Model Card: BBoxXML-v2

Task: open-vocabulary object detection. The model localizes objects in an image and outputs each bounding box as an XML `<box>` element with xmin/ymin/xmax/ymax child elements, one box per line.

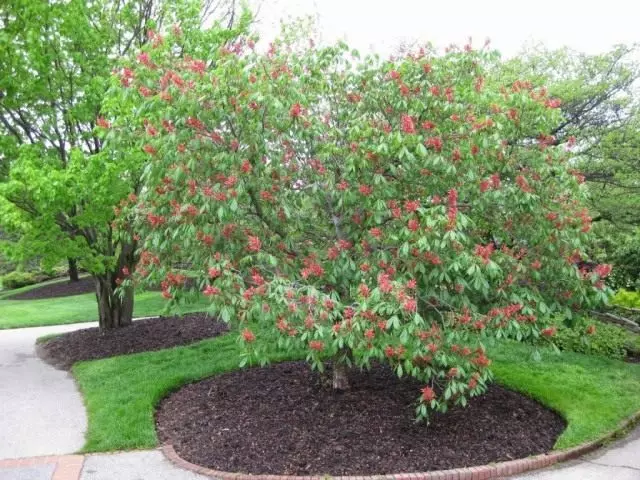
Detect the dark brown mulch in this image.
<box><xmin>156</xmin><ymin>362</ymin><xmax>565</xmax><ymax>476</ymax></box>
<box><xmin>38</xmin><ymin>313</ymin><xmax>228</xmax><ymax>370</ymax></box>
<box><xmin>7</xmin><ymin>276</ymin><xmax>95</xmax><ymax>300</ymax></box>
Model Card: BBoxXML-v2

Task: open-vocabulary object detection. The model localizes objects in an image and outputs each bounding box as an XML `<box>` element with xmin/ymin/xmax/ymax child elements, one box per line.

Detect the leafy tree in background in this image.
<box><xmin>501</xmin><ymin>45</ymin><xmax>640</xmax><ymax>288</ymax></box>
<box><xmin>117</xmin><ymin>33</ymin><xmax>609</xmax><ymax>418</ymax></box>
<box><xmin>0</xmin><ymin>0</ymin><xmax>243</xmax><ymax>327</ymax></box>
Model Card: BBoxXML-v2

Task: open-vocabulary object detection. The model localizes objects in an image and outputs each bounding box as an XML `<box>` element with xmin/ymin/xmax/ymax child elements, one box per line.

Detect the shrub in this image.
<box><xmin>547</xmin><ymin>318</ymin><xmax>628</xmax><ymax>360</ymax></box>
<box><xmin>108</xmin><ymin>29</ymin><xmax>610</xmax><ymax>420</ymax></box>
<box><xmin>612</xmin><ymin>289</ymin><xmax>640</xmax><ymax>309</ymax></box>
<box><xmin>0</xmin><ymin>271</ymin><xmax>41</xmax><ymax>290</ymax></box>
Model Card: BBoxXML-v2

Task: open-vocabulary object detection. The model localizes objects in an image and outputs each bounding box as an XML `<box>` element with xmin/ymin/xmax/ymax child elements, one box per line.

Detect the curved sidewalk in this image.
<box><xmin>0</xmin><ymin>323</ymin><xmax>90</xmax><ymax>460</ymax></box>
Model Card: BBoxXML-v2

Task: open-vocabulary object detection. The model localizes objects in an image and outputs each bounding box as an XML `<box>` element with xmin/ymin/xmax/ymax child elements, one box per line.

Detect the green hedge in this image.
<box><xmin>0</xmin><ymin>271</ymin><xmax>46</xmax><ymax>290</ymax></box>
<box><xmin>549</xmin><ymin>318</ymin><xmax>629</xmax><ymax>360</ymax></box>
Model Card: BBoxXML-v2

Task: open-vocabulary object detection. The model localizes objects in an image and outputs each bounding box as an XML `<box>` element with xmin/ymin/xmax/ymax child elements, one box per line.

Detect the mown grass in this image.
<box><xmin>0</xmin><ymin>289</ymin><xmax>209</xmax><ymax>329</ymax></box>
<box><xmin>72</xmin><ymin>331</ymin><xmax>640</xmax><ymax>453</ymax></box>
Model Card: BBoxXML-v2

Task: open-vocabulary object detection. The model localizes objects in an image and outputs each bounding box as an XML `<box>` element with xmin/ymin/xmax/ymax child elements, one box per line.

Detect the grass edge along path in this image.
<box><xmin>72</xmin><ymin>334</ymin><xmax>640</xmax><ymax>454</ymax></box>
<box><xmin>0</xmin><ymin>290</ymin><xmax>209</xmax><ymax>329</ymax></box>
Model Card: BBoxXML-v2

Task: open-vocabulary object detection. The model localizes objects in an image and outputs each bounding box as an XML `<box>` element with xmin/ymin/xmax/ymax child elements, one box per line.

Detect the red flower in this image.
<box><xmin>448</xmin><ymin>367</ymin><xmax>459</xmax><ymax>378</ymax></box>
<box><xmin>403</xmin><ymin>298</ymin><xmax>417</xmax><ymax>312</ymax></box>
<box><xmin>143</xmin><ymin>144</ymin><xmax>157</xmax><ymax>154</ymax></box>
<box><xmin>531</xmin><ymin>259</ymin><xmax>542</xmax><ymax>270</ymax></box>
<box><xmin>208</xmin><ymin>267</ymin><xmax>221</xmax><ymax>279</ymax></box>
<box><xmin>96</xmin><ymin>117</ymin><xmax>111</xmax><ymax>129</ymax></box>
<box><xmin>421</xmin><ymin>120</ymin><xmax>436</xmax><ymax>130</ymax></box>
<box><xmin>203</xmin><ymin>285</ymin><xmax>220</xmax><ymax>296</ymax></box>
<box><xmin>474</xmin><ymin>243</ymin><xmax>495</xmax><ymax>265</ymax></box>
<box><xmin>309</xmin><ymin>340</ymin><xmax>324</xmax><ymax>351</ymax></box>
<box><xmin>545</xmin><ymin>98</ymin><xmax>562</xmax><ymax>108</ymax></box>
<box><xmin>247</xmin><ymin>236</ymin><xmax>261</xmax><ymax>252</ymax></box>
<box><xmin>446</xmin><ymin>189</ymin><xmax>458</xmax><ymax>231</ymax></box>
<box><xmin>541</xmin><ymin>327</ymin><xmax>557</xmax><ymax>337</ymax></box>
<box><xmin>369</xmin><ymin>227</ymin><xmax>383</xmax><ymax>239</ymax></box>
<box><xmin>290</xmin><ymin>103</ymin><xmax>302</xmax><ymax>118</ymax></box>
<box><xmin>426</xmin><ymin>136</ymin><xmax>443</xmax><ymax>152</ymax></box>
<box><xmin>407</xmin><ymin>219</ymin><xmax>419</xmax><ymax>231</ymax></box>
<box><xmin>358</xmin><ymin>284</ymin><xmax>370</xmax><ymax>298</ymax></box>
<box><xmin>242</xmin><ymin>329</ymin><xmax>256</xmax><ymax>342</ymax></box>
<box><xmin>421</xmin><ymin>386</ymin><xmax>436</xmax><ymax>402</ymax></box>
<box><xmin>137</xmin><ymin>51</ymin><xmax>153</xmax><ymax>66</ymax></box>
<box><xmin>594</xmin><ymin>264</ymin><xmax>612</xmax><ymax>278</ymax></box>
<box><xmin>364</xmin><ymin>328</ymin><xmax>375</xmax><ymax>340</ymax></box>
<box><xmin>586</xmin><ymin>324</ymin><xmax>596</xmax><ymax>335</ymax></box>
<box><xmin>490</xmin><ymin>174</ymin><xmax>501</xmax><ymax>189</ymax></box>
<box><xmin>516</xmin><ymin>175</ymin><xmax>533</xmax><ymax>193</ymax></box>
<box><xmin>406</xmin><ymin>279</ymin><xmax>417</xmax><ymax>289</ymax></box>
<box><xmin>358</xmin><ymin>184</ymin><xmax>373</xmax><ymax>196</ymax></box>
<box><xmin>404</xmin><ymin>200</ymin><xmax>420</xmax><ymax>213</ymax></box>
<box><xmin>401</xmin><ymin>114</ymin><xmax>416</xmax><ymax>134</ymax></box>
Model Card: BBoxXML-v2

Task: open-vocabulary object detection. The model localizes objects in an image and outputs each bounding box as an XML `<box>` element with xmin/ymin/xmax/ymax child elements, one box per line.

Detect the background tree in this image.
<box><xmin>116</xmin><ymin>32</ymin><xmax>608</xmax><ymax>417</ymax></box>
<box><xmin>0</xmin><ymin>0</ymin><xmax>244</xmax><ymax>327</ymax></box>
<box><xmin>500</xmin><ymin>45</ymin><xmax>640</xmax><ymax>289</ymax></box>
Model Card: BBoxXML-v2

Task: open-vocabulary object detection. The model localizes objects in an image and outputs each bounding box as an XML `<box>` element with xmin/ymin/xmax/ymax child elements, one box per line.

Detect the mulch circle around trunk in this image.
<box><xmin>7</xmin><ymin>276</ymin><xmax>95</xmax><ymax>300</ymax></box>
<box><xmin>38</xmin><ymin>313</ymin><xmax>228</xmax><ymax>370</ymax></box>
<box><xmin>156</xmin><ymin>361</ymin><xmax>566</xmax><ymax>476</ymax></box>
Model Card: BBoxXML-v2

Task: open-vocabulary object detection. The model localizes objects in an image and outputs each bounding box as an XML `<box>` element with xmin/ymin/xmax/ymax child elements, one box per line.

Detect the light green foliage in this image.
<box><xmin>0</xmin><ymin>271</ymin><xmax>44</xmax><ymax>290</ymax></box>
<box><xmin>0</xmin><ymin>0</ymin><xmax>245</xmax><ymax>327</ymax></box>
<box><xmin>612</xmin><ymin>289</ymin><xmax>640</xmax><ymax>309</ymax></box>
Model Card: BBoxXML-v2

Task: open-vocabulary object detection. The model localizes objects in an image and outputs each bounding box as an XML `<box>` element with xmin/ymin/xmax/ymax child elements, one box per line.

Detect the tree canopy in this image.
<box><xmin>113</xmin><ymin>32</ymin><xmax>610</xmax><ymax>418</ymax></box>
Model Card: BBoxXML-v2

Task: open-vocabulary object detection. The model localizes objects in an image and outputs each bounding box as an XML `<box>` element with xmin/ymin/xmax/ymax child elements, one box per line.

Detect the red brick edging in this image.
<box><xmin>162</xmin><ymin>410</ymin><xmax>640</xmax><ymax>480</ymax></box>
<box><xmin>0</xmin><ymin>454</ymin><xmax>84</xmax><ymax>480</ymax></box>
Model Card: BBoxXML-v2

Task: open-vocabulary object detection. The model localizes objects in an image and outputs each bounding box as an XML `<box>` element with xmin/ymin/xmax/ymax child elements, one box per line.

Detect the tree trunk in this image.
<box><xmin>95</xmin><ymin>276</ymin><xmax>134</xmax><ymax>330</ymax></box>
<box><xmin>332</xmin><ymin>362</ymin><xmax>350</xmax><ymax>390</ymax></box>
<box><xmin>68</xmin><ymin>258</ymin><xmax>79</xmax><ymax>282</ymax></box>
<box><xmin>94</xmin><ymin>240</ymin><xmax>137</xmax><ymax>330</ymax></box>
<box><xmin>331</xmin><ymin>347</ymin><xmax>353</xmax><ymax>390</ymax></box>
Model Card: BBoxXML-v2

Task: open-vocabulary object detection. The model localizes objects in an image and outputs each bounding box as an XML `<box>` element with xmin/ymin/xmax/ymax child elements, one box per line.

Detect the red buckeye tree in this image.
<box><xmin>110</xmin><ymin>29</ymin><xmax>610</xmax><ymax>419</ymax></box>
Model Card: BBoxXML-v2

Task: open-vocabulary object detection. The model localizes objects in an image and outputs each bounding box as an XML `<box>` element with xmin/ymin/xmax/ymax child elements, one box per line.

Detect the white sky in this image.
<box><xmin>252</xmin><ymin>0</ymin><xmax>639</xmax><ymax>57</ymax></box>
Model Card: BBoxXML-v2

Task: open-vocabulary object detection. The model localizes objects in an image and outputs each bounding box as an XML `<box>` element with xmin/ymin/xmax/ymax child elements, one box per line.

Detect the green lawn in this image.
<box><xmin>0</xmin><ymin>288</ymin><xmax>210</xmax><ymax>329</ymax></box>
<box><xmin>72</xmin><ymin>332</ymin><xmax>640</xmax><ymax>453</ymax></box>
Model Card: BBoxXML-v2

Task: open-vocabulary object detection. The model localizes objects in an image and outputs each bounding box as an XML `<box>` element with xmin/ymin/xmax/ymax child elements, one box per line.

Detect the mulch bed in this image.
<box><xmin>38</xmin><ymin>313</ymin><xmax>228</xmax><ymax>370</ymax></box>
<box><xmin>7</xmin><ymin>276</ymin><xmax>95</xmax><ymax>300</ymax></box>
<box><xmin>156</xmin><ymin>361</ymin><xmax>565</xmax><ymax>476</ymax></box>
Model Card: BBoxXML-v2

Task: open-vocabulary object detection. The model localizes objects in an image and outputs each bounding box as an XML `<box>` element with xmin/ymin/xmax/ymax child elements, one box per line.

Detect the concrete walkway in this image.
<box><xmin>511</xmin><ymin>425</ymin><xmax>640</xmax><ymax>479</ymax></box>
<box><xmin>0</xmin><ymin>323</ymin><xmax>90</xmax><ymax>460</ymax></box>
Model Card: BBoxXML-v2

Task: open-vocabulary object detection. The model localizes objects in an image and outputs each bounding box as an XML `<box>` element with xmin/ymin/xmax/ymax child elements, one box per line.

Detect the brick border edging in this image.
<box><xmin>161</xmin><ymin>410</ymin><xmax>640</xmax><ymax>480</ymax></box>
<box><xmin>0</xmin><ymin>454</ymin><xmax>84</xmax><ymax>480</ymax></box>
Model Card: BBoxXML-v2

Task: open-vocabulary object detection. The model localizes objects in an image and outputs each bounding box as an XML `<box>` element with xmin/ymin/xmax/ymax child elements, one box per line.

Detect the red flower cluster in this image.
<box><xmin>401</xmin><ymin>114</ymin><xmax>416</xmax><ymax>134</ymax></box>
<box><xmin>474</xmin><ymin>243</ymin><xmax>495</xmax><ymax>264</ymax></box>
<box><xmin>446</xmin><ymin>189</ymin><xmax>458</xmax><ymax>231</ymax></box>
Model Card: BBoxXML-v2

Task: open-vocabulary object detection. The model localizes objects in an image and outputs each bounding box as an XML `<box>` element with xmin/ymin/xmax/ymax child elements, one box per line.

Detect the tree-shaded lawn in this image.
<box><xmin>73</xmin><ymin>333</ymin><xmax>640</xmax><ymax>453</ymax></box>
<box><xmin>0</xmin><ymin>285</ymin><xmax>208</xmax><ymax>329</ymax></box>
